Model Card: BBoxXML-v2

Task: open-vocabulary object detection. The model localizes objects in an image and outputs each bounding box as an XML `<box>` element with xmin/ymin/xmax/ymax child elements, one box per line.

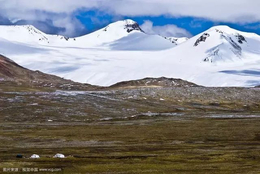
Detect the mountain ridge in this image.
<box><xmin>0</xmin><ymin>20</ymin><xmax>260</xmax><ymax>87</ymax></box>
<box><xmin>0</xmin><ymin>19</ymin><xmax>178</xmax><ymax>50</ymax></box>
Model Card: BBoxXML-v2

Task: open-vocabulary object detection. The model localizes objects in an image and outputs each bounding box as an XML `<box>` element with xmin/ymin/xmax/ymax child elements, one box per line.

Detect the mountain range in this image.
<box><xmin>0</xmin><ymin>19</ymin><xmax>260</xmax><ymax>87</ymax></box>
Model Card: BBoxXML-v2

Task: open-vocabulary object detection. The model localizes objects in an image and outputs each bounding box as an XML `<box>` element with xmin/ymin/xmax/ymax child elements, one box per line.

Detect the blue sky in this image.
<box><xmin>0</xmin><ymin>0</ymin><xmax>260</xmax><ymax>37</ymax></box>
<box><xmin>76</xmin><ymin>10</ymin><xmax>260</xmax><ymax>37</ymax></box>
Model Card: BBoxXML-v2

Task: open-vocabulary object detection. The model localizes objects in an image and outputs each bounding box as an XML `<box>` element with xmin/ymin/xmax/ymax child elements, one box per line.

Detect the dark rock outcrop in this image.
<box><xmin>194</xmin><ymin>33</ymin><xmax>210</xmax><ymax>46</ymax></box>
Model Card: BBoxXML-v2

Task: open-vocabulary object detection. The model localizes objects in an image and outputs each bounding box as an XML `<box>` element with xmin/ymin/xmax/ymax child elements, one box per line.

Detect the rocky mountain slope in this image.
<box><xmin>0</xmin><ymin>55</ymin><xmax>95</xmax><ymax>90</ymax></box>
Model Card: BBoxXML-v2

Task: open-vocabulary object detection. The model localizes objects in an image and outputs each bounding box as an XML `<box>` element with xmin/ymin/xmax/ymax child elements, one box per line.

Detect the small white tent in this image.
<box><xmin>53</xmin><ymin>153</ymin><xmax>65</xmax><ymax>158</ymax></box>
<box><xmin>30</xmin><ymin>154</ymin><xmax>40</xmax><ymax>159</ymax></box>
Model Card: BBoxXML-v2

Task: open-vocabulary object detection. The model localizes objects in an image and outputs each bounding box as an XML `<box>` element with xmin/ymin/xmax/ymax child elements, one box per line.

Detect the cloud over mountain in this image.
<box><xmin>0</xmin><ymin>0</ymin><xmax>259</xmax><ymax>36</ymax></box>
<box><xmin>140</xmin><ymin>20</ymin><xmax>192</xmax><ymax>37</ymax></box>
<box><xmin>1</xmin><ymin>0</ymin><xmax>259</xmax><ymax>22</ymax></box>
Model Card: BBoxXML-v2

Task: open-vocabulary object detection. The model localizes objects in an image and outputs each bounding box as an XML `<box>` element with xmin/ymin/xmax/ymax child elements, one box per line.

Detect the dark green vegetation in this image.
<box><xmin>1</xmin><ymin>117</ymin><xmax>260</xmax><ymax>174</ymax></box>
<box><xmin>1</xmin><ymin>83</ymin><xmax>260</xmax><ymax>173</ymax></box>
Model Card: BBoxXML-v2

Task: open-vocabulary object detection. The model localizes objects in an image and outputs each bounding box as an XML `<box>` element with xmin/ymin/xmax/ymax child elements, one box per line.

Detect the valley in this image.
<box><xmin>1</xmin><ymin>84</ymin><xmax>260</xmax><ymax>173</ymax></box>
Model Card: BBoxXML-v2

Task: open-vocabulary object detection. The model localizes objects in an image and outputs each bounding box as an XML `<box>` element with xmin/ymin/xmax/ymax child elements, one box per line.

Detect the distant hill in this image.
<box><xmin>108</xmin><ymin>77</ymin><xmax>199</xmax><ymax>89</ymax></box>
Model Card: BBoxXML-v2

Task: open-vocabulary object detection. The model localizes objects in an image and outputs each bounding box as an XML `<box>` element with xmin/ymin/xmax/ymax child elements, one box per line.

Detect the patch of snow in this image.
<box><xmin>100</xmin><ymin>117</ymin><xmax>113</xmax><ymax>121</ymax></box>
<box><xmin>53</xmin><ymin>91</ymin><xmax>87</xmax><ymax>96</ymax></box>
<box><xmin>205</xmin><ymin>114</ymin><xmax>260</xmax><ymax>118</ymax></box>
<box><xmin>131</xmin><ymin>112</ymin><xmax>183</xmax><ymax>118</ymax></box>
<box><xmin>30</xmin><ymin>103</ymin><xmax>38</xmax><ymax>106</ymax></box>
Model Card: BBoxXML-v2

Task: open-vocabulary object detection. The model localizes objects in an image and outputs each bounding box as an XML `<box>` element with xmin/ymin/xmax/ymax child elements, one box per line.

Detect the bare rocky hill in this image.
<box><xmin>0</xmin><ymin>55</ymin><xmax>96</xmax><ymax>90</ymax></box>
<box><xmin>108</xmin><ymin>77</ymin><xmax>199</xmax><ymax>89</ymax></box>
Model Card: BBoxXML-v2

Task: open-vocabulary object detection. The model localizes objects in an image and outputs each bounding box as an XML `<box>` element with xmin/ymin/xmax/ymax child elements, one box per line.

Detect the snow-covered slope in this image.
<box><xmin>165</xmin><ymin>37</ymin><xmax>189</xmax><ymax>45</ymax></box>
<box><xmin>160</xmin><ymin>26</ymin><xmax>260</xmax><ymax>86</ymax></box>
<box><xmin>0</xmin><ymin>21</ymin><xmax>260</xmax><ymax>87</ymax></box>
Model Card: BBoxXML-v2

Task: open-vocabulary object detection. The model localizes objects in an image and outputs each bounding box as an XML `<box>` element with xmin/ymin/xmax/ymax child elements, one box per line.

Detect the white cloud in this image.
<box><xmin>0</xmin><ymin>0</ymin><xmax>99</xmax><ymax>14</ymax></box>
<box><xmin>140</xmin><ymin>20</ymin><xmax>192</xmax><ymax>37</ymax></box>
<box><xmin>52</xmin><ymin>16</ymin><xmax>86</xmax><ymax>36</ymax></box>
<box><xmin>106</xmin><ymin>0</ymin><xmax>260</xmax><ymax>23</ymax></box>
<box><xmin>0</xmin><ymin>0</ymin><xmax>260</xmax><ymax>36</ymax></box>
<box><xmin>0</xmin><ymin>0</ymin><xmax>260</xmax><ymax>23</ymax></box>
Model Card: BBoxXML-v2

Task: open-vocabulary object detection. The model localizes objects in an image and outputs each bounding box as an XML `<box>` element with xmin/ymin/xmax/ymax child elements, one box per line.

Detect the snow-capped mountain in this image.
<box><xmin>0</xmin><ymin>25</ymin><xmax>75</xmax><ymax>45</ymax></box>
<box><xmin>74</xmin><ymin>19</ymin><xmax>177</xmax><ymax>50</ymax></box>
<box><xmin>166</xmin><ymin>26</ymin><xmax>260</xmax><ymax>64</ymax></box>
<box><xmin>75</xmin><ymin>19</ymin><xmax>144</xmax><ymax>47</ymax></box>
<box><xmin>0</xmin><ymin>20</ymin><xmax>260</xmax><ymax>87</ymax></box>
<box><xmin>0</xmin><ymin>20</ymin><xmax>177</xmax><ymax>50</ymax></box>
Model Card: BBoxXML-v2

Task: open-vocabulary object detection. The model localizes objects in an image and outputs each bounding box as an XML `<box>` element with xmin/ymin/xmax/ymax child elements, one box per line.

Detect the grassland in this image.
<box><xmin>1</xmin><ymin>85</ymin><xmax>260</xmax><ymax>173</ymax></box>
<box><xmin>1</xmin><ymin>117</ymin><xmax>260</xmax><ymax>174</ymax></box>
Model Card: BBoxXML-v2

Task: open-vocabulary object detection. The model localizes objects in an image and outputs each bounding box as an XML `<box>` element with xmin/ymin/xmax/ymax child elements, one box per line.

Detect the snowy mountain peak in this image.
<box><xmin>192</xmin><ymin>28</ymin><xmax>249</xmax><ymax>62</ymax></box>
<box><xmin>0</xmin><ymin>25</ymin><xmax>48</xmax><ymax>43</ymax></box>
<box><xmin>193</xmin><ymin>25</ymin><xmax>248</xmax><ymax>47</ymax></box>
<box><xmin>124</xmin><ymin>19</ymin><xmax>137</xmax><ymax>24</ymax></box>
<box><xmin>206</xmin><ymin>25</ymin><xmax>251</xmax><ymax>43</ymax></box>
<box><xmin>102</xmin><ymin>19</ymin><xmax>143</xmax><ymax>34</ymax></box>
<box><xmin>74</xmin><ymin>19</ymin><xmax>178</xmax><ymax>50</ymax></box>
<box><xmin>0</xmin><ymin>24</ymin><xmax>76</xmax><ymax>45</ymax></box>
<box><xmin>168</xmin><ymin>25</ymin><xmax>260</xmax><ymax>65</ymax></box>
<box><xmin>208</xmin><ymin>25</ymin><xmax>233</xmax><ymax>32</ymax></box>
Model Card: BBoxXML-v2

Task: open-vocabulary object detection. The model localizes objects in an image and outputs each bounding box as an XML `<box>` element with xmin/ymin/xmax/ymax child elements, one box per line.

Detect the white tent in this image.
<box><xmin>30</xmin><ymin>154</ymin><xmax>40</xmax><ymax>159</ymax></box>
<box><xmin>53</xmin><ymin>153</ymin><xmax>65</xmax><ymax>158</ymax></box>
